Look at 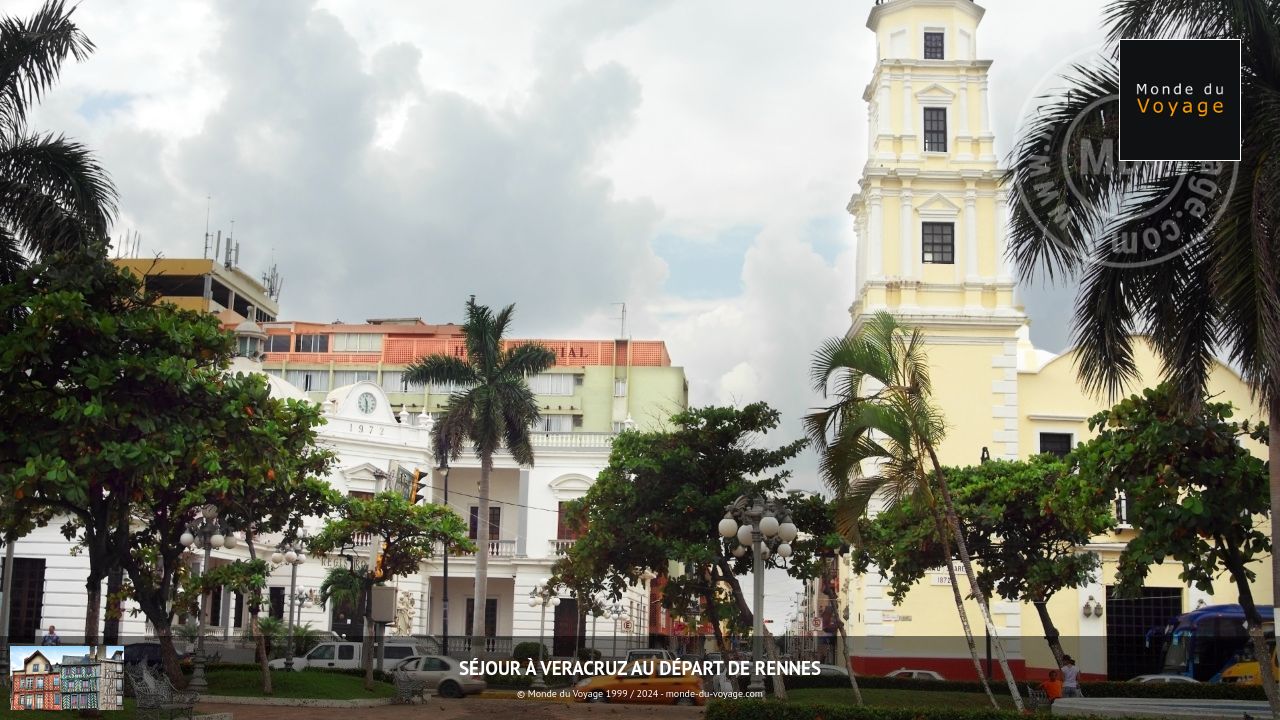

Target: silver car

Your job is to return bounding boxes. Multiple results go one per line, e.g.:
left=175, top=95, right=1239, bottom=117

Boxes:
left=1129, top=674, right=1199, bottom=683
left=392, top=655, right=487, bottom=698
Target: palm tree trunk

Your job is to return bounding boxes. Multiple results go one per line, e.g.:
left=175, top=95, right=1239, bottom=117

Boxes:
left=935, top=510, right=998, bottom=708
left=927, top=446, right=1024, bottom=712
left=1269, top=394, right=1279, bottom=702
left=916, top=450, right=997, bottom=707
left=471, top=455, right=492, bottom=647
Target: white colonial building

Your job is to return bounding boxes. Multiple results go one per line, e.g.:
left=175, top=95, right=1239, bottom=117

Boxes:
left=3, top=321, right=673, bottom=661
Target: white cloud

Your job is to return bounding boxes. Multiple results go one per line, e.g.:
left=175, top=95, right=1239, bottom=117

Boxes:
left=17, top=0, right=1108, bottom=511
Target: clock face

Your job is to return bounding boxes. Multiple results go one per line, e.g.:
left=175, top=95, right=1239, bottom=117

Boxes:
left=357, top=392, right=377, bottom=414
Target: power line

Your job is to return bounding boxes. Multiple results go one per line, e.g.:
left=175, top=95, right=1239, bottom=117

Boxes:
left=430, top=487, right=561, bottom=514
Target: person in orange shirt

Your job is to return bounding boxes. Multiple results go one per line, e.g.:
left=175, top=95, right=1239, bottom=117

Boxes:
left=1041, top=669, right=1063, bottom=702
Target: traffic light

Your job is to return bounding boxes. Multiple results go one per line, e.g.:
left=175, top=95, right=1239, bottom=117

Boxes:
left=413, top=468, right=433, bottom=505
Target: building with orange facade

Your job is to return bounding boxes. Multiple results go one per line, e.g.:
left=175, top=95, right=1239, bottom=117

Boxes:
left=9, top=651, right=60, bottom=711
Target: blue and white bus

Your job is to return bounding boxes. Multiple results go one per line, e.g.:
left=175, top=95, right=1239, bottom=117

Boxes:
left=1154, top=604, right=1274, bottom=681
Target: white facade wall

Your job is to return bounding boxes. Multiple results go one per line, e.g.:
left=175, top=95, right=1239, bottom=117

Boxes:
left=4, top=370, right=653, bottom=655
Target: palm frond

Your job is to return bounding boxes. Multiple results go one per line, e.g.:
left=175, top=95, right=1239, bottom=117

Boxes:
left=0, top=0, right=93, bottom=136
left=403, top=353, right=477, bottom=388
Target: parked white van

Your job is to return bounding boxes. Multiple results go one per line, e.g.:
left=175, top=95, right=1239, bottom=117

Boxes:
left=268, top=639, right=430, bottom=671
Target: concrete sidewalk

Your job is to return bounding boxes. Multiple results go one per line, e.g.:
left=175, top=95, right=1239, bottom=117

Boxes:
left=1053, top=697, right=1271, bottom=719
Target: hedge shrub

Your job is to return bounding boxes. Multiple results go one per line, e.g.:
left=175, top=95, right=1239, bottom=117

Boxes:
left=706, top=700, right=1023, bottom=720
left=778, top=674, right=1265, bottom=701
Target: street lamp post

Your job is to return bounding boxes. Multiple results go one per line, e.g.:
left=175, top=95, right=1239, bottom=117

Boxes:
left=271, top=539, right=308, bottom=670
left=717, top=495, right=798, bottom=695
left=179, top=504, right=234, bottom=693
left=607, top=603, right=625, bottom=661
left=438, top=453, right=451, bottom=657
left=527, top=579, right=559, bottom=690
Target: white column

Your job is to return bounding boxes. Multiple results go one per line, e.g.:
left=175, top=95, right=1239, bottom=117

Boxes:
left=899, top=189, right=914, bottom=280
left=957, top=77, right=970, bottom=136
left=979, top=78, right=991, bottom=135
left=965, top=190, right=979, bottom=282
left=901, top=78, right=913, bottom=136
left=876, top=81, right=891, bottom=159
left=995, top=190, right=1012, bottom=283
left=868, top=193, right=884, bottom=279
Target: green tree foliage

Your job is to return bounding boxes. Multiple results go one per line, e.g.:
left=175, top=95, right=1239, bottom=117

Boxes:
left=310, top=492, right=472, bottom=688
left=558, top=404, right=812, bottom=663
left=403, top=297, right=555, bottom=644
left=1003, top=4, right=1280, bottom=713
left=853, top=455, right=1112, bottom=665
left=119, top=370, right=337, bottom=687
left=0, top=248, right=233, bottom=653
left=201, top=375, right=338, bottom=694
left=1076, top=384, right=1273, bottom=700
left=806, top=312, right=1021, bottom=709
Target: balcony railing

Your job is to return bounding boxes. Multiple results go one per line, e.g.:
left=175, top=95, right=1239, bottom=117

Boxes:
left=526, top=432, right=615, bottom=449
left=549, top=539, right=577, bottom=556
left=435, top=539, right=516, bottom=558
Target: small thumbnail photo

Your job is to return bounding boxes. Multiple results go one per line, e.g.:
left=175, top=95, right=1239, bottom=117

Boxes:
left=8, top=645, right=125, bottom=712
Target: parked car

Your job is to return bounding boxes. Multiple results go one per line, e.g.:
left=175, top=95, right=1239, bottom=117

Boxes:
left=886, top=668, right=945, bottom=681
left=816, top=663, right=851, bottom=677
left=390, top=655, right=486, bottom=698
left=625, top=648, right=675, bottom=662
left=1129, top=674, right=1199, bottom=683
left=574, top=661, right=703, bottom=705
left=123, top=643, right=193, bottom=669
left=267, top=639, right=431, bottom=671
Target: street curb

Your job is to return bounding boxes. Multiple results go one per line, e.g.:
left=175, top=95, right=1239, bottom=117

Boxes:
left=198, top=695, right=394, bottom=707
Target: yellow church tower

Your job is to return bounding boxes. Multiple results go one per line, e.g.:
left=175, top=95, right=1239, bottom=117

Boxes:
left=840, top=0, right=1271, bottom=682
left=848, top=0, right=1026, bottom=468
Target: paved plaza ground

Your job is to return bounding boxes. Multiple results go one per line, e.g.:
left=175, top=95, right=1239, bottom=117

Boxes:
left=195, top=697, right=707, bottom=720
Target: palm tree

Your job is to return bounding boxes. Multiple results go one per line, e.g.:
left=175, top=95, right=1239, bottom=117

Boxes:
left=0, top=0, right=116, bottom=285
left=805, top=312, right=1023, bottom=711
left=1004, top=1, right=1280, bottom=710
left=404, top=297, right=556, bottom=646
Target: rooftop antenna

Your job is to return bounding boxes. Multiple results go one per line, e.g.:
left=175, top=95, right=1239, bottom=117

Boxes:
left=612, top=302, right=627, bottom=339
left=214, top=230, right=222, bottom=263
left=132, top=230, right=141, bottom=258
left=202, top=195, right=212, bottom=258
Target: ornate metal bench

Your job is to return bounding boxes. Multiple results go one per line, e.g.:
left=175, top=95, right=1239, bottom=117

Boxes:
left=1025, top=683, right=1050, bottom=711
left=126, top=662, right=200, bottom=720
left=391, top=671, right=431, bottom=704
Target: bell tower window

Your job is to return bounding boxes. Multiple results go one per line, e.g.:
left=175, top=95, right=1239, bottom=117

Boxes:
left=923, top=108, right=948, bottom=152
left=923, top=32, right=944, bottom=60
left=922, top=222, right=955, bottom=264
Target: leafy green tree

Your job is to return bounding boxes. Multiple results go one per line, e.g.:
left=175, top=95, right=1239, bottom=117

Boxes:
left=1075, top=384, right=1274, bottom=708
left=206, top=376, right=338, bottom=694
left=1003, top=0, right=1280, bottom=682
left=558, top=403, right=815, bottom=697
left=806, top=312, right=1021, bottom=710
left=0, top=0, right=116, bottom=286
left=310, top=492, right=472, bottom=689
left=854, top=455, right=1112, bottom=667
left=119, top=371, right=336, bottom=686
left=0, top=248, right=232, bottom=652
left=403, top=297, right=555, bottom=645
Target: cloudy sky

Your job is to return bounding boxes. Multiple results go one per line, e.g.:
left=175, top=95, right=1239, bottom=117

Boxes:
left=17, top=0, right=1111, bottom=622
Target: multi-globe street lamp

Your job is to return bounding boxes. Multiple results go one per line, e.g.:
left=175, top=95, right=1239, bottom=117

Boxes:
left=271, top=538, right=309, bottom=670
left=528, top=579, right=560, bottom=690
left=718, top=495, right=798, bottom=694
left=179, top=504, right=235, bottom=693
left=606, top=603, right=626, bottom=660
